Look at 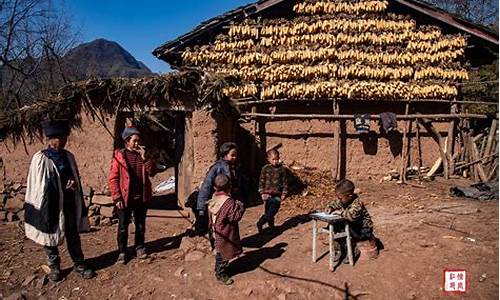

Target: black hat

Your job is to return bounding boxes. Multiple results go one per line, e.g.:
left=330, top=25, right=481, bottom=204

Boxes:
left=41, top=119, right=70, bottom=138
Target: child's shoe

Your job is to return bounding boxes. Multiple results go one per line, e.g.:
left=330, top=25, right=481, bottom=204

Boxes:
left=116, top=253, right=127, bottom=264
left=136, top=248, right=148, bottom=259
left=256, top=217, right=266, bottom=234
left=216, top=274, right=234, bottom=285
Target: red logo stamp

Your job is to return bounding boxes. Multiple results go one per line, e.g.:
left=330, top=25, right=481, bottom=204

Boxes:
left=443, top=269, right=468, bottom=294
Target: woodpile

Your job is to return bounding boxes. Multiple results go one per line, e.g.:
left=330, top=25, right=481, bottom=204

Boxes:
left=181, top=0, right=468, bottom=100
left=455, top=120, right=499, bottom=182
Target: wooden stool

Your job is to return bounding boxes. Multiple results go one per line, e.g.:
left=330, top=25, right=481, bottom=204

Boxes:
left=311, top=214, right=354, bottom=271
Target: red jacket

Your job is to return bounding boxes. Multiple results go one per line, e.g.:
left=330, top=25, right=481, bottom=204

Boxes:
left=108, top=149, right=157, bottom=206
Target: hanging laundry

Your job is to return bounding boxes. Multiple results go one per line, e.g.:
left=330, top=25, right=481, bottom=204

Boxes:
left=354, top=114, right=370, bottom=134
left=379, top=112, right=397, bottom=133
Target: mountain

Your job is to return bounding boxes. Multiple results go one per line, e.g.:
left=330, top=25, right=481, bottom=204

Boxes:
left=64, top=39, right=154, bottom=79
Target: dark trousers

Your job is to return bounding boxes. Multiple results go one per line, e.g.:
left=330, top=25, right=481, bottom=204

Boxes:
left=259, top=196, right=281, bottom=227
left=215, top=253, right=229, bottom=278
left=116, top=201, right=147, bottom=253
left=44, top=197, right=84, bottom=267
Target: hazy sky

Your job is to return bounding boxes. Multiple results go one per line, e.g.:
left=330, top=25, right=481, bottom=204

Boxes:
left=67, top=1, right=251, bottom=73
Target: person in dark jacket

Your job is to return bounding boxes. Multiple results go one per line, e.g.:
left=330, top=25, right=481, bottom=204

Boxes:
left=24, top=120, right=95, bottom=282
left=257, top=149, right=288, bottom=233
left=108, top=126, right=158, bottom=264
left=207, top=174, right=245, bottom=285
left=194, top=142, right=240, bottom=235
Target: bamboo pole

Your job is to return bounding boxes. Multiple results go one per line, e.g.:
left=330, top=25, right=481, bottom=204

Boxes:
left=242, top=113, right=489, bottom=120
left=400, top=103, right=411, bottom=183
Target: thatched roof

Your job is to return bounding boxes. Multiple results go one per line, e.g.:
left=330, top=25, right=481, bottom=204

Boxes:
left=0, top=70, right=232, bottom=141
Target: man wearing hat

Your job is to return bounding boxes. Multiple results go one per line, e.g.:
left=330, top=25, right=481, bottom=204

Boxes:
left=108, top=126, right=158, bottom=264
left=24, top=119, right=95, bottom=282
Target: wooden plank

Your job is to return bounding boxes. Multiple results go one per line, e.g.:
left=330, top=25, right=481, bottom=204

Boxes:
left=250, top=106, right=258, bottom=176
left=470, top=138, right=488, bottom=182
left=419, top=118, right=448, bottom=178
left=416, top=122, right=422, bottom=177
left=483, top=119, right=498, bottom=171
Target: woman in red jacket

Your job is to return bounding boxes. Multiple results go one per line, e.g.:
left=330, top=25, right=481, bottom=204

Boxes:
left=108, top=126, right=157, bottom=264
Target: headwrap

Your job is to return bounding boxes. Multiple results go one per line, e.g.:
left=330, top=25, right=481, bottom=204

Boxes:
left=41, top=120, right=70, bottom=138
left=121, top=126, right=140, bottom=141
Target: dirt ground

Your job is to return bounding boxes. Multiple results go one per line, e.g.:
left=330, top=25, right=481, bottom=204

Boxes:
left=0, top=178, right=498, bottom=300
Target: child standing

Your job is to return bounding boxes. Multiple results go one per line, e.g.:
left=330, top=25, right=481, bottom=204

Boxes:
left=207, top=174, right=245, bottom=285
left=257, top=149, right=288, bottom=233
left=326, top=179, right=374, bottom=262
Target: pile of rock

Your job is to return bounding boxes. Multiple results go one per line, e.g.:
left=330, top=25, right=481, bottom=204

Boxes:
left=0, top=183, right=26, bottom=223
left=0, top=182, right=117, bottom=227
left=83, top=187, right=118, bottom=227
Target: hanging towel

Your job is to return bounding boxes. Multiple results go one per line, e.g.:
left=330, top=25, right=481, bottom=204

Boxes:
left=379, top=112, right=397, bottom=133
left=354, top=114, right=370, bottom=134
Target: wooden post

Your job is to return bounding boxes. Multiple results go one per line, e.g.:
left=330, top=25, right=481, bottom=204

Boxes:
left=470, top=138, right=488, bottom=182
left=483, top=119, right=498, bottom=172
left=400, top=103, right=411, bottom=183
left=416, top=121, right=422, bottom=178
left=418, top=118, right=449, bottom=179
left=332, top=100, right=340, bottom=181
left=447, top=103, right=458, bottom=175
left=250, top=106, right=258, bottom=176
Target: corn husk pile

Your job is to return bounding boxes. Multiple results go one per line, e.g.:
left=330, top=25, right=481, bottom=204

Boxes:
left=179, top=0, right=468, bottom=101
left=281, top=166, right=335, bottom=215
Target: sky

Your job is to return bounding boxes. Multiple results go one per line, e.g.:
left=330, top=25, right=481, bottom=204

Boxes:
left=66, top=1, right=251, bottom=74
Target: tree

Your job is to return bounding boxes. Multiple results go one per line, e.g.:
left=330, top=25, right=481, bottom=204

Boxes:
left=0, top=0, right=79, bottom=113
left=425, top=0, right=498, bottom=26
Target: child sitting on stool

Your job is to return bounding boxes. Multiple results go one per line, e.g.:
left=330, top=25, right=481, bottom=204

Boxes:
left=257, top=149, right=288, bottom=233
left=326, top=179, right=374, bottom=263
left=207, top=174, right=245, bottom=285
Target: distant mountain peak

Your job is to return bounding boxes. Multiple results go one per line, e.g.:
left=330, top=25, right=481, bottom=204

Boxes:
left=65, top=38, right=154, bottom=79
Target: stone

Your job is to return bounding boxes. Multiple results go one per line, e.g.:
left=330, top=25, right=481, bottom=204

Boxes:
left=89, top=215, right=100, bottom=227
left=18, top=187, right=27, bottom=195
left=278, top=293, right=287, bottom=300
left=0, top=211, right=6, bottom=221
left=5, top=196, right=24, bottom=212
left=11, top=183, right=22, bottom=192
left=84, top=197, right=91, bottom=209
left=6, top=212, right=19, bottom=222
left=40, top=265, right=51, bottom=274
left=184, top=251, right=205, bottom=262
left=89, top=204, right=100, bottom=214
left=244, top=288, right=253, bottom=296
left=36, top=276, right=48, bottom=288
left=82, top=186, right=93, bottom=198
left=100, top=217, right=112, bottom=226
left=179, top=239, right=195, bottom=251
left=22, top=274, right=37, bottom=286
left=16, top=210, right=24, bottom=222
left=174, top=267, right=185, bottom=277
left=92, top=196, right=114, bottom=206
left=100, top=206, right=115, bottom=218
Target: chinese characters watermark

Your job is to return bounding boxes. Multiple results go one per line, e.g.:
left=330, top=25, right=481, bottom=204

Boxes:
left=443, top=269, right=468, bottom=294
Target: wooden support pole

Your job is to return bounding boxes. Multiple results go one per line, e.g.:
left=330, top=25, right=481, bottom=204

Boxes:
left=418, top=118, right=449, bottom=179
left=400, top=103, right=411, bottom=183
left=416, top=121, right=422, bottom=178
left=447, top=104, right=457, bottom=175
left=332, top=100, right=340, bottom=181
left=250, top=106, right=258, bottom=176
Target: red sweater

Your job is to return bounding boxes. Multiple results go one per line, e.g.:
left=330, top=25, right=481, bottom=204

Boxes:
left=108, top=149, right=157, bottom=206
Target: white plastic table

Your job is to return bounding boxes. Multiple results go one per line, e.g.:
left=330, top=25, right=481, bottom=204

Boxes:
left=310, top=212, right=354, bottom=271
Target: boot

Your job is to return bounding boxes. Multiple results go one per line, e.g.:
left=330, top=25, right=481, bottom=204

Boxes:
left=216, top=273, right=234, bottom=285
left=48, top=264, right=62, bottom=282
left=74, top=265, right=96, bottom=279
left=256, top=216, right=266, bottom=234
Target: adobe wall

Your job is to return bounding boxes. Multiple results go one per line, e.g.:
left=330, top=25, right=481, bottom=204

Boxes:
left=1, top=114, right=115, bottom=192
left=239, top=118, right=449, bottom=180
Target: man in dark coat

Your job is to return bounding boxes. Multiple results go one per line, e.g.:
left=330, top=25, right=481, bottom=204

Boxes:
left=24, top=120, right=95, bottom=282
